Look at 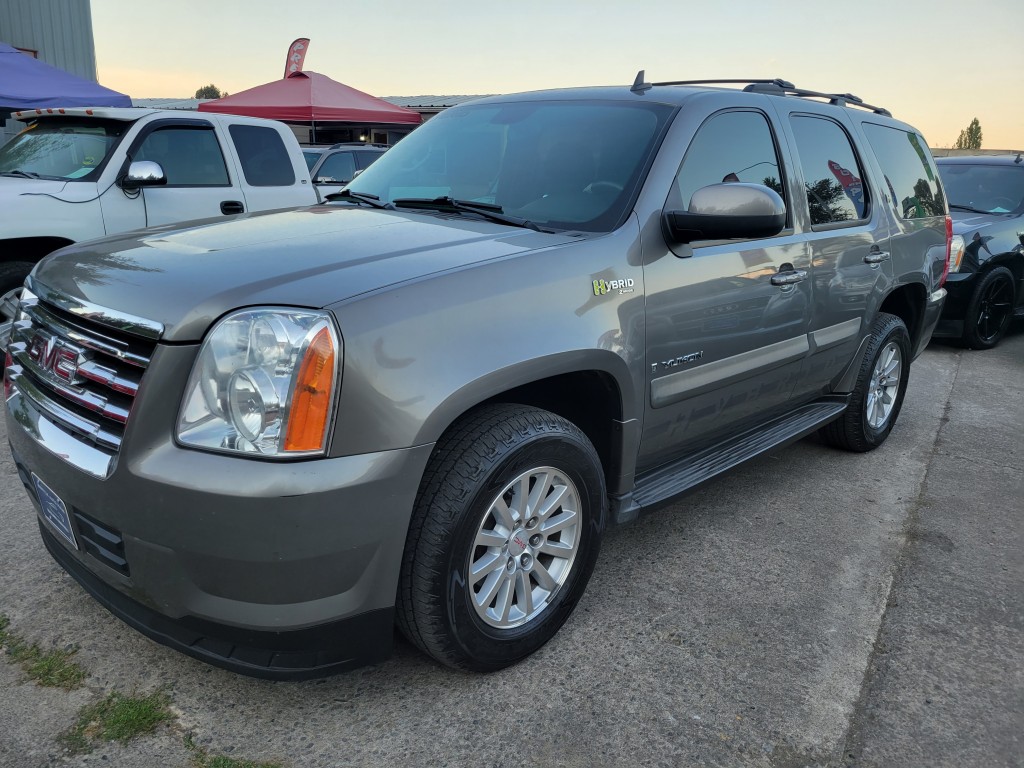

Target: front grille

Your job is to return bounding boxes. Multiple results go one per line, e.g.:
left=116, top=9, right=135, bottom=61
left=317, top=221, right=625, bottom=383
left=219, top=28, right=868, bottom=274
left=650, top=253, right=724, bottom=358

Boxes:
left=6, top=292, right=158, bottom=458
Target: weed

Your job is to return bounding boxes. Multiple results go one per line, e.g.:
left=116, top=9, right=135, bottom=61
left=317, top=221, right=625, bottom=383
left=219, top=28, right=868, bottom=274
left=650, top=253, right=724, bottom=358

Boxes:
left=184, top=732, right=287, bottom=768
left=60, top=690, right=175, bottom=754
left=0, top=613, right=87, bottom=689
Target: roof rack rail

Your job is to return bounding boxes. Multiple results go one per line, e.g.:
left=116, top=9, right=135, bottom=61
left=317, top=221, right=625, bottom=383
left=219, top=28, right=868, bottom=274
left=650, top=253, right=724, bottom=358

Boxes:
left=636, top=74, right=892, bottom=117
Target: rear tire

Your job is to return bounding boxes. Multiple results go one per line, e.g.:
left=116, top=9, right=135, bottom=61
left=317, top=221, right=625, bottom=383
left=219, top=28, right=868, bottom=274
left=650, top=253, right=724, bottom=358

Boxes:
left=961, top=266, right=1015, bottom=350
left=397, top=404, right=606, bottom=671
left=821, top=312, right=911, bottom=452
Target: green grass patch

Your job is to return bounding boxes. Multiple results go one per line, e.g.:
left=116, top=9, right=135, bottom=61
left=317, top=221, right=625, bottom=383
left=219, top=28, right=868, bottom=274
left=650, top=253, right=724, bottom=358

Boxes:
left=184, top=733, right=287, bottom=768
left=0, top=613, right=87, bottom=689
left=61, top=691, right=175, bottom=755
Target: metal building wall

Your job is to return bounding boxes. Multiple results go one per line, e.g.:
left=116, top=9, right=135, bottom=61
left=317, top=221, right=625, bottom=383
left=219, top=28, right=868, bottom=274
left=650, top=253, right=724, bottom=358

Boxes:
left=0, top=0, right=97, bottom=81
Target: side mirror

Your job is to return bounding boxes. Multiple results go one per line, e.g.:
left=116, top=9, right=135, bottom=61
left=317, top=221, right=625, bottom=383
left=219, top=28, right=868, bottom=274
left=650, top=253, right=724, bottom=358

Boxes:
left=314, top=176, right=343, bottom=185
left=663, top=182, right=786, bottom=244
left=120, top=160, right=167, bottom=190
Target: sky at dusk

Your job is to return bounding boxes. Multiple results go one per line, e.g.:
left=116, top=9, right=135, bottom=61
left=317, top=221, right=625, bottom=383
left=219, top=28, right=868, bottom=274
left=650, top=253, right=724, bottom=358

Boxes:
left=91, top=0, right=1023, bottom=149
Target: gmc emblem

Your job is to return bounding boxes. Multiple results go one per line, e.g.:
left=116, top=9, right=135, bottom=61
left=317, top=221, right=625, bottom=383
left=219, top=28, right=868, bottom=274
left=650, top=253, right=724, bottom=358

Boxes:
left=26, top=332, right=81, bottom=385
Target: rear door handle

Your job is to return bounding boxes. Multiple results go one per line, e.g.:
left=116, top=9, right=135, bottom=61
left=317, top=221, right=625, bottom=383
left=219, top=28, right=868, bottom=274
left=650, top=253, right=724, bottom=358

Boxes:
left=770, top=269, right=808, bottom=286
left=864, top=250, right=890, bottom=264
left=220, top=200, right=244, bottom=215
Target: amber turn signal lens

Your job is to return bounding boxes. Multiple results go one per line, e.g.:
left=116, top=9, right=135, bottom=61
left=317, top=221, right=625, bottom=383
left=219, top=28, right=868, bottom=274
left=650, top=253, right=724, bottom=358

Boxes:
left=284, top=327, right=336, bottom=452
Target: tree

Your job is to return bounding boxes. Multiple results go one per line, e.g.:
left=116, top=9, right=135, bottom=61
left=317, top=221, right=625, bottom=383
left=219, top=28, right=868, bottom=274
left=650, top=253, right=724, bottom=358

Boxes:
left=954, top=118, right=983, bottom=150
left=194, top=84, right=225, bottom=99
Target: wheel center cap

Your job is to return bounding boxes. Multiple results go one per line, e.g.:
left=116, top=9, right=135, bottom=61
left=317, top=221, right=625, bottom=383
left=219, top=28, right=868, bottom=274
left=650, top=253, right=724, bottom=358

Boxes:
left=508, top=529, right=528, bottom=557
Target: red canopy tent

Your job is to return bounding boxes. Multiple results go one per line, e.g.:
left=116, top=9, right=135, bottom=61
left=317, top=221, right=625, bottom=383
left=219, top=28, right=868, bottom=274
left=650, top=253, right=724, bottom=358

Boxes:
left=198, top=71, right=421, bottom=125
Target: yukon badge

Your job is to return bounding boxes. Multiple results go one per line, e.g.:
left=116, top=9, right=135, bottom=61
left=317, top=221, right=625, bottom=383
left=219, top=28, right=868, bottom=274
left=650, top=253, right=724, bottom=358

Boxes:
left=652, top=351, right=704, bottom=374
left=592, top=278, right=635, bottom=296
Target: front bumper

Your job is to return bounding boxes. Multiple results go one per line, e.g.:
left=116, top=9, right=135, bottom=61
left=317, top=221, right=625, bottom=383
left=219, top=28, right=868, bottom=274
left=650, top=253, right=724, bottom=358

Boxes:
left=931, top=271, right=976, bottom=339
left=6, top=343, right=434, bottom=679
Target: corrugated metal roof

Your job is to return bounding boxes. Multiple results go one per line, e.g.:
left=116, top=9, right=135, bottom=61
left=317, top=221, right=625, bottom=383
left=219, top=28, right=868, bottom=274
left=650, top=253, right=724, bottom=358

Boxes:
left=0, top=0, right=97, bottom=81
left=382, top=95, right=489, bottom=109
left=132, top=98, right=211, bottom=111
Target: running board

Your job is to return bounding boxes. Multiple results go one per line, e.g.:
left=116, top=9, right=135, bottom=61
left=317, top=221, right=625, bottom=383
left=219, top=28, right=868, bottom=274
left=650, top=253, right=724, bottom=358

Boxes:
left=618, top=397, right=849, bottom=522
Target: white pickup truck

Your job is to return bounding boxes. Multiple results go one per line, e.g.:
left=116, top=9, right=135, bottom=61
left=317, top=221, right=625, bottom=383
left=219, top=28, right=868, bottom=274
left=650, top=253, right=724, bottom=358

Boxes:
left=0, top=107, right=318, bottom=333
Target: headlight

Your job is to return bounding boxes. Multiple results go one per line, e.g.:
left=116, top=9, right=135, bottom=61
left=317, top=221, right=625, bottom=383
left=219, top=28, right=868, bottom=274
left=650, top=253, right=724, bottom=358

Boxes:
left=177, top=308, right=340, bottom=457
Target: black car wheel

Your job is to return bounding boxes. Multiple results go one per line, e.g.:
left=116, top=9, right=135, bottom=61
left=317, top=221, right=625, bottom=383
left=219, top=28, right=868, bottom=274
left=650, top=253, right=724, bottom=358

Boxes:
left=962, top=266, right=1016, bottom=350
left=397, top=404, right=606, bottom=671
left=820, top=312, right=911, bottom=453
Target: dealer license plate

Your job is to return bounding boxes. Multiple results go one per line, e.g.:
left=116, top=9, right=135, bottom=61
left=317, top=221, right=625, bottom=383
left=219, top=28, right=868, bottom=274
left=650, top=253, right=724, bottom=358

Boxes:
left=32, top=474, right=78, bottom=549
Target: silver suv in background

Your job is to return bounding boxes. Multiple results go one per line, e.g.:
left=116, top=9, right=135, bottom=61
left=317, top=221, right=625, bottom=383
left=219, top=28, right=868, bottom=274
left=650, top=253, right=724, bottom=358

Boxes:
left=3, top=75, right=949, bottom=678
left=302, top=142, right=387, bottom=199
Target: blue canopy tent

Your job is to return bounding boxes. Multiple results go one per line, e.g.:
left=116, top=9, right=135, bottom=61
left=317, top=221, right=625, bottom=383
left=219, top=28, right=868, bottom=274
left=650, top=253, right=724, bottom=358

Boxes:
left=0, top=42, right=131, bottom=109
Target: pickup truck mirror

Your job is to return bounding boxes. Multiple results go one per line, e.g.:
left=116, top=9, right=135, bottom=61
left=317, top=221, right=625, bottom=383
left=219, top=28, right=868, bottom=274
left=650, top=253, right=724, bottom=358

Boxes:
left=663, top=182, right=786, bottom=244
left=314, top=175, right=343, bottom=185
left=120, top=160, right=167, bottom=190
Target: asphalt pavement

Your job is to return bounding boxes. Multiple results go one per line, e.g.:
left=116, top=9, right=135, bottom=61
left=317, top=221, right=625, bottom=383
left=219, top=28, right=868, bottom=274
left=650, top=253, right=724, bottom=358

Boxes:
left=0, top=328, right=1021, bottom=768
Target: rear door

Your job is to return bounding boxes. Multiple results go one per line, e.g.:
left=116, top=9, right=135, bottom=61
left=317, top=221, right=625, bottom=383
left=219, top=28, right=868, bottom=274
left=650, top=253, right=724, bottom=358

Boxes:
left=226, top=123, right=314, bottom=212
left=768, top=104, right=894, bottom=399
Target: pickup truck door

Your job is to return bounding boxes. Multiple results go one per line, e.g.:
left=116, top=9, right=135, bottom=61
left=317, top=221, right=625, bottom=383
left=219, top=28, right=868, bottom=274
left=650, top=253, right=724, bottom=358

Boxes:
left=221, top=122, right=315, bottom=214
left=100, top=118, right=246, bottom=231
left=639, top=108, right=812, bottom=470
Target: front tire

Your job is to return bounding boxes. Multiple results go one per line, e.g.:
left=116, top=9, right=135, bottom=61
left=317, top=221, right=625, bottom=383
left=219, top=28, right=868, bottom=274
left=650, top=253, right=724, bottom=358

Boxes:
left=821, top=312, right=911, bottom=452
left=962, top=266, right=1015, bottom=350
left=397, top=404, right=606, bottom=671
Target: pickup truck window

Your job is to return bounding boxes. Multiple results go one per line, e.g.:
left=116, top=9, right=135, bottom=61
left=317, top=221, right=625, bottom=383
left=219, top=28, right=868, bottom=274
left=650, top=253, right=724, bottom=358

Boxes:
left=669, top=109, right=786, bottom=220
left=315, top=151, right=356, bottom=183
left=0, top=118, right=127, bottom=181
left=229, top=125, right=297, bottom=187
left=862, top=123, right=946, bottom=219
left=345, top=100, right=674, bottom=233
left=135, top=126, right=230, bottom=187
left=790, top=115, right=867, bottom=226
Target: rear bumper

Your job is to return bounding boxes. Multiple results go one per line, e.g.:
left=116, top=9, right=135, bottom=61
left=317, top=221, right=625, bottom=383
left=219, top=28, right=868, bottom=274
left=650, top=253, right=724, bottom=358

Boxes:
left=914, top=287, right=947, bottom=358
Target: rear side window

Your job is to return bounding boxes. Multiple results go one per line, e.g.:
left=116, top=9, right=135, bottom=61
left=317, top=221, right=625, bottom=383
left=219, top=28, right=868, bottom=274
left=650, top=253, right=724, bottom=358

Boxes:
left=790, top=115, right=867, bottom=226
left=229, top=125, right=296, bottom=187
left=355, top=151, right=384, bottom=170
left=135, top=126, right=229, bottom=186
left=862, top=123, right=946, bottom=219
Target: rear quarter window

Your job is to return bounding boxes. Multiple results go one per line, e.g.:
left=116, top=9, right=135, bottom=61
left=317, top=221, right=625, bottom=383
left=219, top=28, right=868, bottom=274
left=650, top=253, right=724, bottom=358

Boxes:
left=862, top=123, right=945, bottom=219
left=229, top=125, right=297, bottom=187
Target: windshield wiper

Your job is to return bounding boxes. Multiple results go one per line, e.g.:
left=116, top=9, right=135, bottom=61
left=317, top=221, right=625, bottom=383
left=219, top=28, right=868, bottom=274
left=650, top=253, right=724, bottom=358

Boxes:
left=949, top=203, right=996, bottom=215
left=324, top=189, right=394, bottom=209
left=391, top=196, right=547, bottom=232
left=1, top=169, right=41, bottom=179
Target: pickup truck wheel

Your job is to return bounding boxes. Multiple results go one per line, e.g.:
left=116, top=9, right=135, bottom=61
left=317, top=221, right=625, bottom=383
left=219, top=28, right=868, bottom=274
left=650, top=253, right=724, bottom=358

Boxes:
left=962, top=266, right=1015, bottom=350
left=397, top=404, right=606, bottom=671
left=820, top=312, right=910, bottom=453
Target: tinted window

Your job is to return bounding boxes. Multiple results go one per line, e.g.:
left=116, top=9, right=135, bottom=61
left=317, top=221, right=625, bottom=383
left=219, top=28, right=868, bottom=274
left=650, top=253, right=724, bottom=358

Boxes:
left=863, top=123, right=945, bottom=219
left=937, top=163, right=1024, bottom=214
left=788, top=116, right=867, bottom=226
left=355, top=151, right=384, bottom=170
left=229, top=125, right=296, bottom=187
left=671, top=110, right=785, bottom=211
left=134, top=126, right=229, bottom=186
left=0, top=118, right=127, bottom=180
left=302, top=150, right=322, bottom=171
left=347, top=100, right=674, bottom=233
left=315, top=152, right=356, bottom=183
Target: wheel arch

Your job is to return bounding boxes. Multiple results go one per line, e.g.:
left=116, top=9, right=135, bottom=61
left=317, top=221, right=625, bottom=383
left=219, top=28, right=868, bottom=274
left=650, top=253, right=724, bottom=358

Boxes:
left=878, top=282, right=927, bottom=349
left=0, top=236, right=76, bottom=265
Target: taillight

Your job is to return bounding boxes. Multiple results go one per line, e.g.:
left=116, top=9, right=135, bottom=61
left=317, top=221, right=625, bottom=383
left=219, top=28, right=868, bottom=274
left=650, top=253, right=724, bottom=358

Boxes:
left=940, top=215, right=953, bottom=287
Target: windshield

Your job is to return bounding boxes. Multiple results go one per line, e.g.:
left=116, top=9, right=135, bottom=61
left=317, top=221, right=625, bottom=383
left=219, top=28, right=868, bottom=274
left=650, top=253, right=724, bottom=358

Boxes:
left=938, top=163, right=1024, bottom=214
left=0, top=118, right=129, bottom=181
left=345, top=99, right=674, bottom=232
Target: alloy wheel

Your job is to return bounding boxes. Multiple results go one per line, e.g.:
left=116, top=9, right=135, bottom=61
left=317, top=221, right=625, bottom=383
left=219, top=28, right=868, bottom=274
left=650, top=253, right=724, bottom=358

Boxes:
left=867, top=341, right=902, bottom=430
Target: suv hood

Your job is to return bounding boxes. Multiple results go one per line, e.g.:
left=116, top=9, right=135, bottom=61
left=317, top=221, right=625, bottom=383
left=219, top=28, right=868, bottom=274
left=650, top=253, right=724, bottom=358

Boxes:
left=31, top=206, right=581, bottom=342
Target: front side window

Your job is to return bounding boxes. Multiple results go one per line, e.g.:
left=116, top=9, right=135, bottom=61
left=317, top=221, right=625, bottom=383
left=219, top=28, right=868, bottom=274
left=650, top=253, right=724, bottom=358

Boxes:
left=669, top=110, right=785, bottom=215
left=863, top=123, right=946, bottom=219
left=229, top=125, right=296, bottom=187
left=315, top=152, right=356, bottom=183
left=0, top=118, right=128, bottom=180
left=135, top=126, right=229, bottom=186
left=790, top=115, right=867, bottom=226
left=346, top=100, right=674, bottom=233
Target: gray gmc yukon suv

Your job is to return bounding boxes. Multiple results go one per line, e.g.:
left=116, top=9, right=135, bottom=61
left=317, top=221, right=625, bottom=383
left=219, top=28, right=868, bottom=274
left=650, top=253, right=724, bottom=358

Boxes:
left=3, top=76, right=950, bottom=678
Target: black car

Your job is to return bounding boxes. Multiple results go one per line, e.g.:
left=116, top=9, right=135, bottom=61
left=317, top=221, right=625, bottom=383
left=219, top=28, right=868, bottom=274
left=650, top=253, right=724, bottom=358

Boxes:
left=933, top=154, right=1024, bottom=349
left=302, top=143, right=387, bottom=199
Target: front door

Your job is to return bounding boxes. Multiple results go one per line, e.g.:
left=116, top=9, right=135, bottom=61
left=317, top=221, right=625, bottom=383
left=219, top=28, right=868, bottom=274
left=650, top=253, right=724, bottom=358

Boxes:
left=640, top=109, right=812, bottom=471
